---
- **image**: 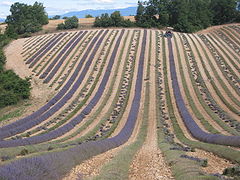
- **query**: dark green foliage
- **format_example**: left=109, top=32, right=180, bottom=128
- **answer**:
left=0, top=34, right=31, bottom=109
left=85, top=14, right=93, bottom=18
left=57, top=16, right=79, bottom=30
left=5, top=25, right=18, bottom=39
left=135, top=0, right=240, bottom=32
left=94, top=11, right=135, bottom=28
left=65, top=16, right=79, bottom=29
left=0, top=50, right=6, bottom=73
left=47, top=146, right=54, bottom=151
left=57, top=23, right=66, bottom=30
left=223, top=166, right=240, bottom=177
left=210, top=0, right=238, bottom=25
left=0, top=70, right=31, bottom=108
left=19, top=149, right=29, bottom=156
left=5, top=2, right=48, bottom=35
left=0, top=34, right=9, bottom=72
left=51, top=15, right=61, bottom=20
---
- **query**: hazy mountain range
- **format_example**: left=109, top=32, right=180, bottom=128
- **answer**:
left=56, top=7, right=137, bottom=18
left=0, top=18, right=5, bottom=23
left=0, top=7, right=137, bottom=23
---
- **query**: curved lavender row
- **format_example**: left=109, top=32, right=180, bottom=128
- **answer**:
left=26, top=33, right=67, bottom=65
left=23, top=33, right=62, bottom=63
left=28, top=33, right=69, bottom=68
left=31, top=31, right=79, bottom=70
left=0, top=30, right=123, bottom=147
left=43, top=31, right=88, bottom=83
left=168, top=37, right=240, bottom=147
left=0, top=30, right=104, bottom=139
left=39, top=31, right=85, bottom=79
left=0, top=30, right=146, bottom=180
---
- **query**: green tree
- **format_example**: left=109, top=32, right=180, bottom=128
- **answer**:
left=94, top=11, right=135, bottom=27
left=94, top=13, right=112, bottom=27
left=135, top=0, right=239, bottom=32
left=85, top=14, right=93, bottom=18
left=5, top=2, right=48, bottom=35
left=110, top=11, right=124, bottom=27
left=52, top=15, right=61, bottom=20
left=64, top=16, right=79, bottom=29
left=57, top=16, right=79, bottom=30
left=210, top=0, right=238, bottom=25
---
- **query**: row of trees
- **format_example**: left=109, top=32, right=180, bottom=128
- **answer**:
left=94, top=11, right=134, bottom=27
left=135, top=0, right=240, bottom=32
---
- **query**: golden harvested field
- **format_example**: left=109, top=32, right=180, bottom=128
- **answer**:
left=41, top=16, right=135, bottom=34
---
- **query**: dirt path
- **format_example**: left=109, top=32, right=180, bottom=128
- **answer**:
left=62, top=29, right=146, bottom=180
left=172, top=34, right=214, bottom=133
left=167, top=33, right=237, bottom=175
left=57, top=30, right=133, bottom=142
left=23, top=30, right=112, bottom=138
left=129, top=30, right=173, bottom=180
left=50, top=31, right=93, bottom=88
left=208, top=32, right=240, bottom=70
left=212, top=31, right=240, bottom=63
left=200, top=34, right=240, bottom=98
left=34, top=32, right=76, bottom=75
left=174, top=33, right=233, bottom=135
left=45, top=31, right=89, bottom=85
left=184, top=34, right=240, bottom=121
left=52, top=30, right=125, bottom=141
left=23, top=34, right=55, bottom=59
left=165, top=36, right=197, bottom=142
left=109, top=30, right=143, bottom=137
left=218, top=28, right=240, bottom=49
left=56, top=31, right=98, bottom=89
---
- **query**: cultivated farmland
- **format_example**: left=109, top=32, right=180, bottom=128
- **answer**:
left=0, top=25, right=240, bottom=180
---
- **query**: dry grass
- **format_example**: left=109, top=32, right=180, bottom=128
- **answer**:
left=37, top=16, right=135, bottom=35
left=0, top=16, right=135, bottom=35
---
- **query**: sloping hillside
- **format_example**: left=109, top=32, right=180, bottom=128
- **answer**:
left=0, top=24, right=240, bottom=180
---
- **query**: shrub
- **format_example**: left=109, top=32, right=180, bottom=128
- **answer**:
left=57, top=23, right=65, bottom=30
left=85, top=14, right=93, bottom=18
left=19, top=149, right=29, bottom=156
left=52, top=15, right=61, bottom=20
left=0, top=70, right=31, bottom=108
left=223, top=166, right=240, bottom=177
left=57, top=16, right=79, bottom=30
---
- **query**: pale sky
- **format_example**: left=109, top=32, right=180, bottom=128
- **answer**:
left=0, top=0, right=138, bottom=19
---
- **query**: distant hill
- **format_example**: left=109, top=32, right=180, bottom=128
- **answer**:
left=58, top=7, right=137, bottom=18
left=0, top=18, right=5, bottom=23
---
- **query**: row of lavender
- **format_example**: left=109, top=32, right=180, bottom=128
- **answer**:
left=168, top=37, right=240, bottom=147
left=0, top=30, right=106, bottom=142
left=0, top=30, right=124, bottom=147
left=0, top=30, right=147, bottom=180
